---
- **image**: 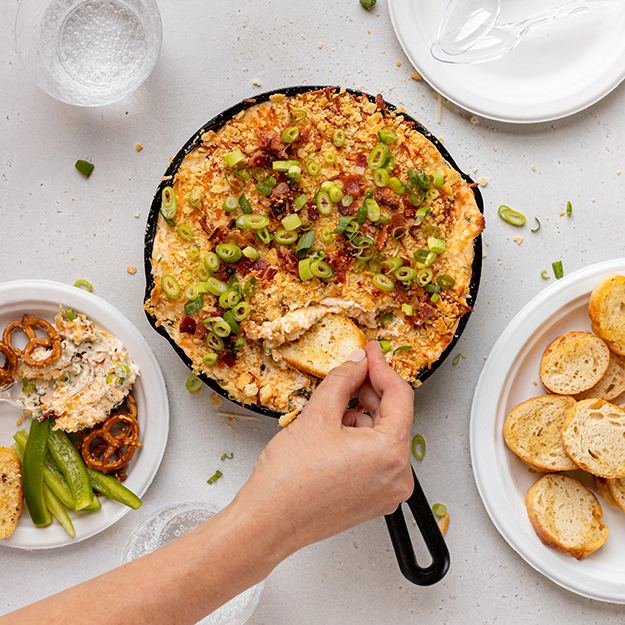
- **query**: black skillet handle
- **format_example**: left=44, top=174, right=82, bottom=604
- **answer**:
left=384, top=468, right=450, bottom=586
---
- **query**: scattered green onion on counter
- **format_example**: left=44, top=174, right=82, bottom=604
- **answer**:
left=432, top=503, right=448, bottom=518
left=75, top=159, right=94, bottom=178
left=540, top=269, right=550, bottom=280
left=411, top=434, right=426, bottom=461
left=497, top=205, right=526, bottom=227
left=552, top=260, right=564, bottom=280
left=73, top=279, right=93, bottom=293
left=221, top=452, right=234, bottom=462
left=530, top=218, right=541, bottom=233
left=566, top=200, right=573, bottom=217
left=452, top=353, right=465, bottom=366
left=185, top=374, right=203, bottom=394
left=360, top=0, right=376, bottom=9
left=206, top=470, right=223, bottom=485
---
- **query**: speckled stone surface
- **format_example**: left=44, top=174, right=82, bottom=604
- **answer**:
left=2, top=1, right=625, bottom=622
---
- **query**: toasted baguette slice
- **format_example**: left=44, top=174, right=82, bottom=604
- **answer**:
left=503, top=395, right=577, bottom=471
left=525, top=474, right=608, bottom=559
left=540, top=332, right=609, bottom=395
left=278, top=314, right=366, bottom=378
left=561, top=398, right=625, bottom=478
left=606, top=478, right=625, bottom=514
left=589, top=275, right=625, bottom=356
left=0, top=447, right=22, bottom=540
left=594, top=476, right=618, bottom=507
left=574, top=351, right=625, bottom=401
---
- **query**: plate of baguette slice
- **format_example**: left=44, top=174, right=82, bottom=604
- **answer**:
left=471, top=259, right=625, bottom=603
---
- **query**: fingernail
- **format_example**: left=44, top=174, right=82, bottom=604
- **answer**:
left=347, top=348, right=366, bottom=362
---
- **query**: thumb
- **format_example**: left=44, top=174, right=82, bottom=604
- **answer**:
left=303, top=348, right=368, bottom=424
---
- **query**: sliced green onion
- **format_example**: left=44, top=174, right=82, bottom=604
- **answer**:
left=232, top=301, right=251, bottom=322
left=373, top=273, right=394, bottom=292
left=188, top=187, right=203, bottom=208
left=255, top=176, right=277, bottom=197
left=160, top=186, right=177, bottom=221
left=256, top=227, right=272, bottom=245
left=223, top=310, right=240, bottom=335
left=221, top=452, right=234, bottom=461
left=432, top=171, right=445, bottom=188
left=306, top=159, right=321, bottom=175
left=432, top=503, right=447, bottom=518
left=242, top=246, right=259, bottom=260
left=184, top=284, right=199, bottom=300
left=552, top=260, right=564, bottom=280
left=431, top=292, right=441, bottom=303
left=414, top=205, right=430, bottom=226
left=296, top=230, right=316, bottom=258
left=74, top=279, right=93, bottom=292
left=395, top=266, right=417, bottom=282
left=188, top=247, right=201, bottom=262
left=272, top=160, right=300, bottom=172
left=212, top=319, right=232, bottom=338
left=311, top=260, right=334, bottom=279
left=389, top=176, right=405, bottom=195
left=223, top=149, right=246, bottom=168
left=184, top=297, right=203, bottom=315
left=427, top=236, right=446, bottom=254
left=531, top=218, right=541, bottom=233
left=161, top=274, right=180, bottom=299
left=381, top=257, right=403, bottom=274
left=367, top=144, right=391, bottom=170
left=219, top=289, right=241, bottom=309
left=424, top=283, right=440, bottom=294
left=207, top=332, right=225, bottom=351
left=452, top=352, right=465, bottom=366
left=203, top=353, right=218, bottom=366
left=541, top=268, right=550, bottom=280
left=290, top=108, right=307, bottom=122
left=315, top=190, right=333, bottom=215
left=378, top=129, right=398, bottom=144
left=281, top=126, right=300, bottom=143
left=287, top=165, right=302, bottom=183
left=417, top=268, right=433, bottom=286
left=333, top=129, right=346, bottom=147
left=322, top=150, right=337, bottom=164
left=378, top=338, right=392, bottom=353
left=335, top=216, right=354, bottom=234
left=223, top=195, right=239, bottom=212
left=282, top=213, right=302, bottom=231
left=238, top=194, right=252, bottom=214
left=360, top=0, right=376, bottom=9
left=204, top=252, right=220, bottom=273
left=205, top=277, right=229, bottom=296
left=380, top=312, right=394, bottom=326
left=236, top=214, right=270, bottom=230
left=293, top=194, right=308, bottom=211
left=401, top=303, right=413, bottom=316
left=341, top=195, right=353, bottom=207
left=328, top=185, right=343, bottom=204
left=75, top=159, right=94, bottom=178
left=185, top=374, right=203, bottom=394
left=215, top=243, right=242, bottom=263
left=498, top=205, right=526, bottom=227
left=437, top=274, right=456, bottom=290
left=274, top=228, right=298, bottom=245
left=243, top=277, right=257, bottom=299
left=412, top=434, right=426, bottom=461
left=365, top=198, right=380, bottom=222
left=321, top=227, right=334, bottom=243
left=413, top=248, right=429, bottom=264
left=206, top=470, right=223, bottom=485
left=298, top=258, right=313, bottom=281
left=63, top=308, right=76, bottom=321
left=566, top=200, right=572, bottom=217
left=425, top=251, right=437, bottom=266
left=177, top=224, right=193, bottom=240
left=373, top=168, right=389, bottom=187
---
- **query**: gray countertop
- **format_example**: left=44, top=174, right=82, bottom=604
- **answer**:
left=2, top=0, right=625, bottom=622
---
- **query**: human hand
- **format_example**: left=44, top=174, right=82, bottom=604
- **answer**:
left=233, top=340, right=415, bottom=560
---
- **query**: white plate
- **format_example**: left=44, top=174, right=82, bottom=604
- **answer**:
left=388, top=0, right=625, bottom=123
left=471, top=259, right=625, bottom=603
left=0, top=280, right=169, bottom=549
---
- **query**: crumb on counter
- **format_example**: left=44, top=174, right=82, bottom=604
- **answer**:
left=317, top=41, right=324, bottom=49
left=210, top=393, right=223, bottom=408
left=251, top=78, right=262, bottom=87
left=478, top=177, right=488, bottom=187
left=394, top=60, right=402, bottom=67
left=133, top=213, right=140, bottom=219
left=469, top=115, right=479, bottom=125
left=135, top=143, right=144, bottom=152
left=530, top=164, right=537, bottom=172
left=512, top=236, right=524, bottom=245
left=410, top=71, right=422, bottom=81
left=127, top=265, right=137, bottom=275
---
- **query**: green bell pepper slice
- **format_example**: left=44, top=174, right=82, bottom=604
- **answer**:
left=88, top=469, right=142, bottom=510
left=22, top=419, right=52, bottom=527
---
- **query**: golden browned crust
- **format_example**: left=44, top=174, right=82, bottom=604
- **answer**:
left=146, top=89, right=483, bottom=412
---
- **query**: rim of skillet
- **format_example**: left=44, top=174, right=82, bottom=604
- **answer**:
left=143, top=85, right=484, bottom=419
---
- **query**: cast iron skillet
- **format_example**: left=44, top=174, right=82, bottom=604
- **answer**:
left=144, top=85, right=484, bottom=587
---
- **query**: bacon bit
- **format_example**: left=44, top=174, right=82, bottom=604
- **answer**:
left=250, top=151, right=272, bottom=168
left=335, top=268, right=346, bottom=283
left=271, top=182, right=290, bottom=198
left=220, top=351, right=237, bottom=367
left=406, top=302, right=436, bottom=326
left=263, top=267, right=278, bottom=281
left=375, top=228, right=388, bottom=250
left=468, top=182, right=479, bottom=188
left=355, top=152, right=367, bottom=168
left=194, top=323, right=208, bottom=340
left=343, top=174, right=363, bottom=197
left=277, top=248, right=299, bottom=275
left=306, top=205, right=319, bottom=221
left=338, top=203, right=356, bottom=216
left=389, top=212, right=408, bottom=230
left=270, top=198, right=287, bottom=216
left=258, top=131, right=287, bottom=159
left=400, top=256, right=411, bottom=266
left=254, top=258, right=268, bottom=272
left=375, top=187, right=400, bottom=210
left=375, top=93, right=386, bottom=110
left=179, top=316, right=197, bottom=334
left=237, top=257, right=255, bottom=273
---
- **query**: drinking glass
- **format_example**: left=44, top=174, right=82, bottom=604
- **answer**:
left=15, top=0, right=162, bottom=106
left=122, top=502, right=265, bottom=625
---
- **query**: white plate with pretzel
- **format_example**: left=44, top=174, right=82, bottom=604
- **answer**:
left=0, top=280, right=169, bottom=549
